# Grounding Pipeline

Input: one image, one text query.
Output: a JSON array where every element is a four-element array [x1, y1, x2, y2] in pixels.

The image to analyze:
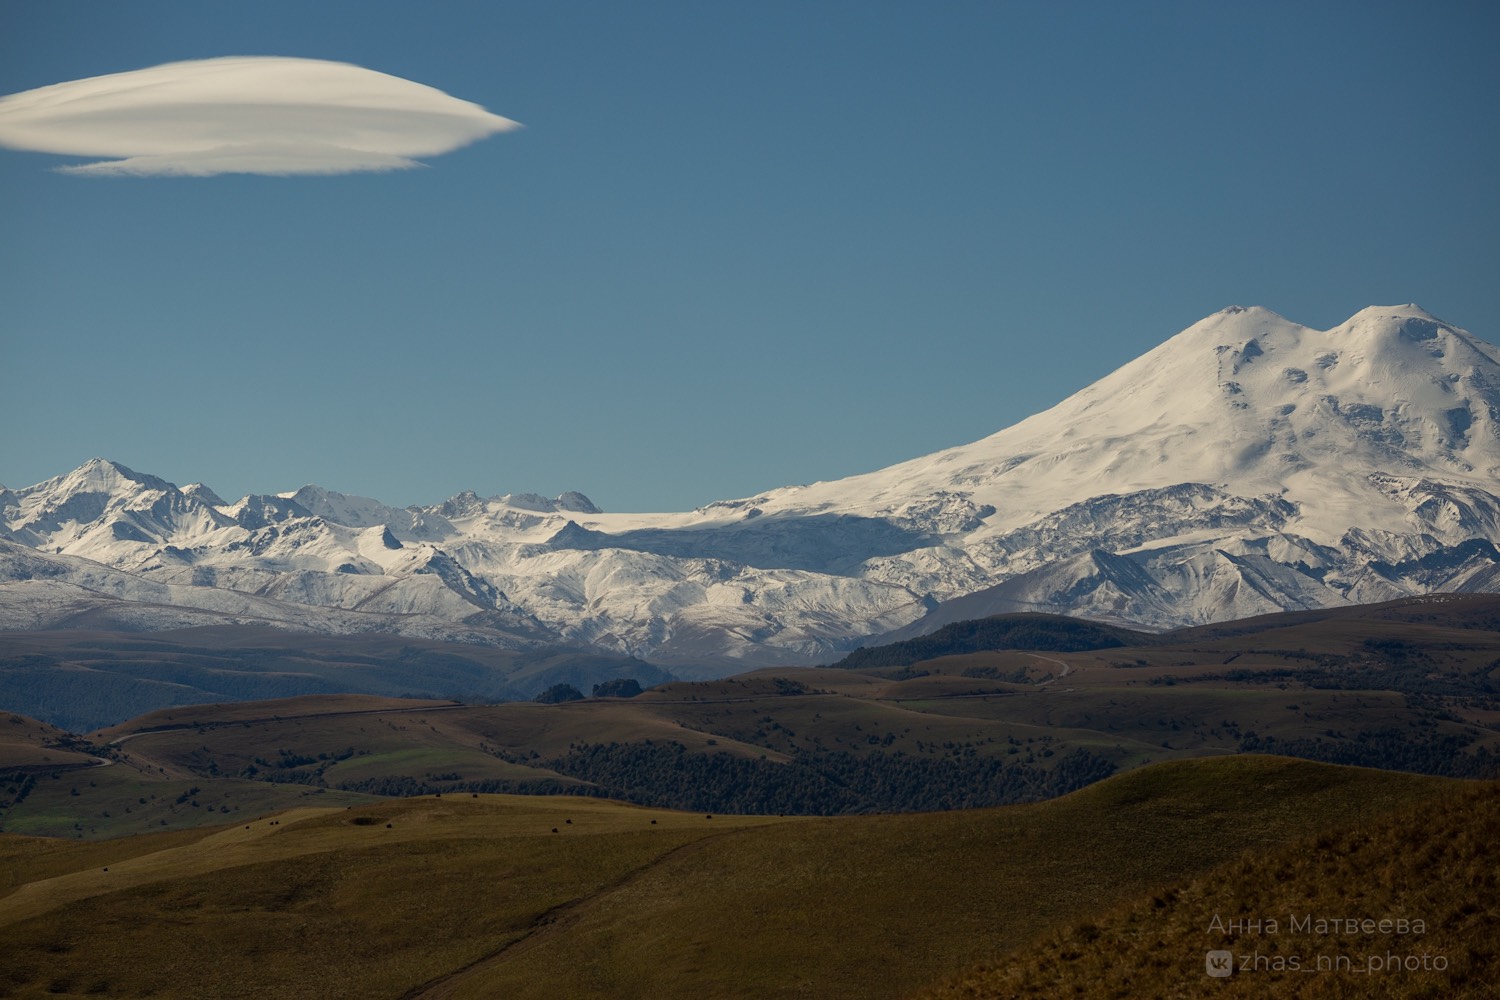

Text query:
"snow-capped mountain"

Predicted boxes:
[[4, 304, 1498, 672]]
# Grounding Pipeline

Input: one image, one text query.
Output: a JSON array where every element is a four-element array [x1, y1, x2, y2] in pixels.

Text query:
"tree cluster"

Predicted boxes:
[[541, 742, 1116, 815], [591, 678, 643, 698], [832, 614, 1138, 671], [1239, 728, 1497, 779], [535, 683, 584, 704]]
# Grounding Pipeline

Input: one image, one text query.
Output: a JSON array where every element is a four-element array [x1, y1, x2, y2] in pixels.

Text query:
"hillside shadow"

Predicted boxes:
[[545, 513, 938, 575]]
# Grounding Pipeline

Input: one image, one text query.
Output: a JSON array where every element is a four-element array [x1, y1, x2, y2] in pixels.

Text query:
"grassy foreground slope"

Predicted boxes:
[[0, 756, 1463, 1000], [921, 781, 1498, 999]]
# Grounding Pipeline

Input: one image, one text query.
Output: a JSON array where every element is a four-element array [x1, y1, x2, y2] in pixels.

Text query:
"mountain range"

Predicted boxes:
[[4, 304, 1499, 673]]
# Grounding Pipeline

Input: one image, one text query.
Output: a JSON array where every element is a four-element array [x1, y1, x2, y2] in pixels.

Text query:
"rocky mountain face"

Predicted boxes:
[[4, 304, 1498, 674]]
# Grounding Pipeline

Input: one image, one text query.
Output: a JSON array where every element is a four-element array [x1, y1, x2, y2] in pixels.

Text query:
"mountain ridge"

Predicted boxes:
[[5, 304, 1499, 668]]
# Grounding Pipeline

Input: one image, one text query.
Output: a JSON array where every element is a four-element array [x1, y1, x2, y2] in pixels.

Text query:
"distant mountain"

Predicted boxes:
[[4, 305, 1499, 669], [0, 625, 669, 732]]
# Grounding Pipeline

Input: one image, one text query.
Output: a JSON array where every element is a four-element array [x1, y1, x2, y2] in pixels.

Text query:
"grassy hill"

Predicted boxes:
[[830, 613, 1151, 671], [822, 595, 1500, 780], [0, 756, 1471, 999], [62, 683, 1128, 821], [4, 594, 1497, 838], [3, 598, 1494, 997], [0, 712, 97, 773], [921, 775, 1498, 999]]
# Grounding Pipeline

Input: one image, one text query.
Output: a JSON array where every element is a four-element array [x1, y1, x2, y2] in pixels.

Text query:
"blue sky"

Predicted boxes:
[[3, 1, 1497, 511]]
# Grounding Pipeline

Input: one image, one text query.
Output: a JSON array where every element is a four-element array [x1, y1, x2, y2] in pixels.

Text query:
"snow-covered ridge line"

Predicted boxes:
[[4, 304, 1499, 672]]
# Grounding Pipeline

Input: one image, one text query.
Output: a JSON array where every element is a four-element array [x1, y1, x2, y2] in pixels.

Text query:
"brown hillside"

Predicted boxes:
[[921, 778, 1499, 999]]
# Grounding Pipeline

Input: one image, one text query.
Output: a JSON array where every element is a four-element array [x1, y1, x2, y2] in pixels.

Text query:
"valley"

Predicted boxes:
[[5, 595, 1498, 841]]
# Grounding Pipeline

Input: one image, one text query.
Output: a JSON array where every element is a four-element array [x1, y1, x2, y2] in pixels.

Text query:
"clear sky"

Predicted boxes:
[[3, 1, 1497, 511]]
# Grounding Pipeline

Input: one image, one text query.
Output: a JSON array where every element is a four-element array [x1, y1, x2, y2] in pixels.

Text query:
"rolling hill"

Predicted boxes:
[[4, 594, 1495, 996], [921, 776, 1499, 999], [0, 756, 1475, 999], [4, 593, 1496, 842]]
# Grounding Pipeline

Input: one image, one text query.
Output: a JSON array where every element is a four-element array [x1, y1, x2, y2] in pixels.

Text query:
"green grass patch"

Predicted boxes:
[[0, 765, 375, 839]]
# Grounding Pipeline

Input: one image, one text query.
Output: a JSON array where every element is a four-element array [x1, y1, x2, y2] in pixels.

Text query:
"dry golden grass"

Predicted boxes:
[[0, 794, 785, 999], [0, 755, 1476, 995], [0, 713, 95, 771], [0, 757, 1473, 1000], [920, 781, 1499, 999], [93, 694, 459, 740], [419, 757, 1461, 1000]]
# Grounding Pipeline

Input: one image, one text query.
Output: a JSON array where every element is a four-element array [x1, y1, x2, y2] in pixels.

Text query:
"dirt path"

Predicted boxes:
[[0, 806, 344, 928], [1027, 652, 1073, 686], [401, 828, 747, 1000]]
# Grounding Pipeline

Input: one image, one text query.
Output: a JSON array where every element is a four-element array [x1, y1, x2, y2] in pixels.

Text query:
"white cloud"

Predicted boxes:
[[0, 56, 520, 177]]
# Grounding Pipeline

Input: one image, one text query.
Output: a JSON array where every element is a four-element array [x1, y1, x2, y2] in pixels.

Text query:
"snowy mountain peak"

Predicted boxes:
[[433, 490, 487, 518], [281, 485, 404, 528], [556, 491, 603, 514], [497, 491, 602, 514], [57, 457, 173, 494], [1344, 302, 1440, 324], [3, 305, 1497, 667], [181, 482, 227, 507], [1, 457, 232, 557], [422, 489, 601, 520], [7, 459, 179, 533], [786, 305, 1500, 528], [1044, 305, 1500, 488]]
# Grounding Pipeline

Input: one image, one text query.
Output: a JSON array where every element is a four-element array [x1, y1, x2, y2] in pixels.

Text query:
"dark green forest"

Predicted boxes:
[[833, 613, 1144, 671], [253, 740, 1117, 815]]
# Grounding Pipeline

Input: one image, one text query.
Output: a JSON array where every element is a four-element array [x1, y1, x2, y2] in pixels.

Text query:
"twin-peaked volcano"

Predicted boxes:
[[4, 305, 1499, 671], [743, 304, 1500, 529]]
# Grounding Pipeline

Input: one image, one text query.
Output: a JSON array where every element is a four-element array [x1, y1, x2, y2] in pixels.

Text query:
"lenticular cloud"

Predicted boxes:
[[0, 56, 520, 176]]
